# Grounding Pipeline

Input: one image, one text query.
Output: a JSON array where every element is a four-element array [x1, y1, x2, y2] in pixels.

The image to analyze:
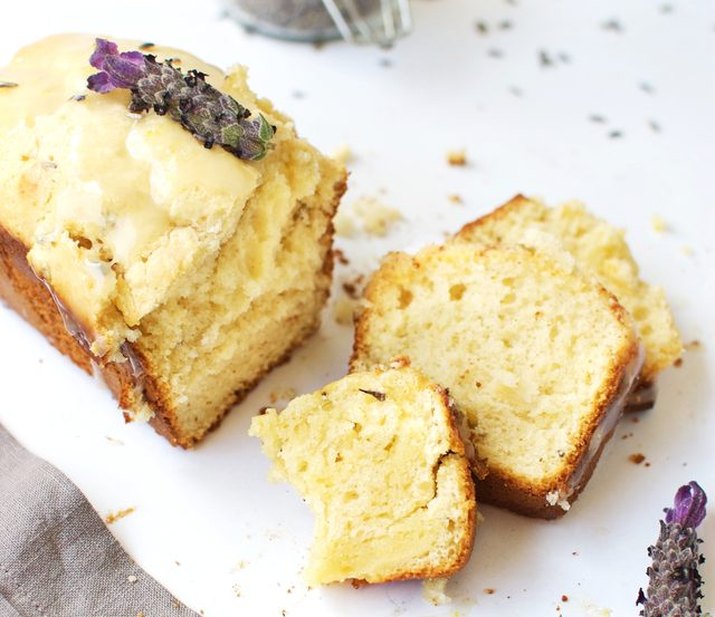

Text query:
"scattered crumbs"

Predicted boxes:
[[333, 296, 359, 326], [232, 583, 241, 598], [562, 594, 569, 602], [621, 432, 634, 440], [291, 90, 306, 99], [342, 275, 364, 299], [127, 575, 138, 584], [105, 435, 125, 445], [629, 452, 646, 465], [175, 560, 181, 566], [269, 388, 297, 404], [639, 81, 656, 95], [0, 81, 19, 88], [648, 119, 662, 133], [353, 196, 403, 236], [572, 551, 578, 556], [137, 613, 145, 617], [281, 611, 287, 617], [608, 130, 623, 139], [674, 357, 683, 367], [379, 57, 393, 68], [589, 114, 607, 124], [539, 49, 554, 67], [631, 416, 640, 423], [645, 461, 651, 467], [475, 21, 489, 35], [509, 86, 523, 97], [558, 51, 571, 64], [423, 578, 451, 605], [138, 42, 155, 50], [447, 150, 468, 166], [312, 40, 326, 51], [685, 340, 702, 351], [170, 598, 182, 609], [499, 20, 513, 30], [484, 588, 496, 595], [200, 611, 205, 616], [650, 215, 669, 233], [332, 144, 354, 165], [448, 194, 463, 205], [601, 18, 624, 33], [487, 48, 504, 59], [333, 248, 350, 265], [680, 245, 693, 256], [104, 507, 136, 524]]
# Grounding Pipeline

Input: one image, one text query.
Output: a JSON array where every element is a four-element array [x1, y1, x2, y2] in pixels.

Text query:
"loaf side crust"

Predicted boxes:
[[0, 175, 346, 447]]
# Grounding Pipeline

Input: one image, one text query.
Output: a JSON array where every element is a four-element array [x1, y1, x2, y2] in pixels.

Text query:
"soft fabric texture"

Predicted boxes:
[[0, 424, 198, 617]]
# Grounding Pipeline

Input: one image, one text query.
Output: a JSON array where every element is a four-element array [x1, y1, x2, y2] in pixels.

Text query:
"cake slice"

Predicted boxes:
[[249, 363, 476, 585], [351, 243, 642, 518], [0, 35, 346, 446], [453, 195, 682, 402]]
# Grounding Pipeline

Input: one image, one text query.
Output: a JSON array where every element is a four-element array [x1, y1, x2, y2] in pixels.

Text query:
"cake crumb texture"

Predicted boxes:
[[249, 365, 476, 585]]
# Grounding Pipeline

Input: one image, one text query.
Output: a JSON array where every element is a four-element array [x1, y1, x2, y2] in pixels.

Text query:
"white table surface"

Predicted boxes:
[[1, 1, 714, 615]]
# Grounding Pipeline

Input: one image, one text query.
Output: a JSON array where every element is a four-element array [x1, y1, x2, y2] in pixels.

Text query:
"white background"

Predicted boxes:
[[1, 1, 714, 615]]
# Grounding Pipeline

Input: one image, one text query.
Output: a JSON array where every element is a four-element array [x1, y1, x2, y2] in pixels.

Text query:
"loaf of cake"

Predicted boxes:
[[453, 195, 682, 408], [249, 363, 476, 585], [351, 243, 643, 518], [0, 34, 346, 446]]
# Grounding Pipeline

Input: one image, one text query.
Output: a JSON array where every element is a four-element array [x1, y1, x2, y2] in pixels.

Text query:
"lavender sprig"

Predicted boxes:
[[637, 481, 708, 616], [87, 38, 275, 160]]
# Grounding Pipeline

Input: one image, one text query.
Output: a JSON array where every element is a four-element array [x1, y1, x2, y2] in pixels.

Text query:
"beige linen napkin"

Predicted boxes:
[[0, 423, 199, 617]]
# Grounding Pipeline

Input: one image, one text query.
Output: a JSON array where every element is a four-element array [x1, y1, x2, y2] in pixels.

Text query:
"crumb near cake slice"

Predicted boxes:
[[0, 34, 347, 446], [351, 243, 643, 518], [249, 364, 476, 585]]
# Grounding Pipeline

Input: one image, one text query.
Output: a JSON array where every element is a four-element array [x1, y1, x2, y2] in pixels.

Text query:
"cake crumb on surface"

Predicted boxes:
[[269, 388, 297, 404], [685, 339, 702, 351], [333, 297, 359, 326], [446, 150, 468, 166], [127, 575, 138, 583], [484, 588, 495, 594], [629, 453, 646, 464], [334, 196, 403, 237], [332, 144, 354, 165], [423, 578, 451, 605], [104, 507, 136, 524], [448, 194, 463, 204], [650, 215, 669, 233]]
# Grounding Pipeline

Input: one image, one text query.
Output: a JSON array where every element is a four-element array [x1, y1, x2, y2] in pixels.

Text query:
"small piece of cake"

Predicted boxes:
[[351, 243, 642, 518], [0, 35, 346, 446], [453, 195, 682, 390], [249, 364, 476, 585]]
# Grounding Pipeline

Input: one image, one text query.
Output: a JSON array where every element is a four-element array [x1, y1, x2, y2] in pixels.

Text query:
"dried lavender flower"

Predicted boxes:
[[87, 38, 274, 160], [637, 481, 707, 616]]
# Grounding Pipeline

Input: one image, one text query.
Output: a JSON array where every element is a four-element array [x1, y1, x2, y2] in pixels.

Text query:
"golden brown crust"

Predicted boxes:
[[454, 193, 533, 242], [0, 174, 347, 448]]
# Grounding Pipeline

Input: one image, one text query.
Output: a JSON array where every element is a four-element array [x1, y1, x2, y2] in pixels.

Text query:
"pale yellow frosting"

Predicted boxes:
[[0, 34, 289, 357]]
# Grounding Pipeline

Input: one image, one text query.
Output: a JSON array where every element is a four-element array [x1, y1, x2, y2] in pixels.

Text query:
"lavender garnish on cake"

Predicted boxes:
[[637, 481, 708, 616], [87, 38, 274, 160]]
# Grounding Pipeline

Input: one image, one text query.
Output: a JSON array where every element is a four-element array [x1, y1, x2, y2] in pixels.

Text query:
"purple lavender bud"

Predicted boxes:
[[666, 481, 707, 529], [88, 38, 147, 92], [85, 39, 274, 160], [638, 481, 708, 616]]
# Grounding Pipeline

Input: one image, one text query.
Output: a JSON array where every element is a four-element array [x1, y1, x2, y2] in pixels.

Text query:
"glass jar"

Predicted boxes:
[[223, 0, 412, 46]]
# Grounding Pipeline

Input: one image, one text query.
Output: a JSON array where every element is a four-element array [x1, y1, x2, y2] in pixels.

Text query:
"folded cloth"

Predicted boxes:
[[0, 424, 199, 617]]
